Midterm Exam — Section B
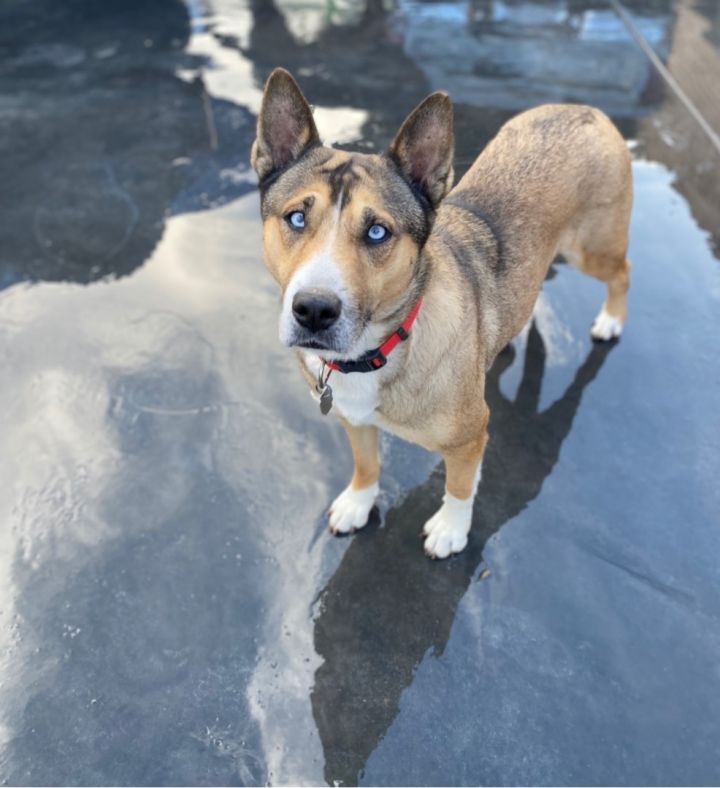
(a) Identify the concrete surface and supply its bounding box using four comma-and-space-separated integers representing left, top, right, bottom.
1, 0, 719, 785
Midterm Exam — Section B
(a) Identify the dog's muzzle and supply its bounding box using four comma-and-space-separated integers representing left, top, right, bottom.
292, 289, 341, 333
284, 288, 346, 351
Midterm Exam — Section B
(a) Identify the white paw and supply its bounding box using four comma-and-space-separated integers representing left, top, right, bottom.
328, 483, 379, 535
591, 307, 623, 341
422, 495, 473, 559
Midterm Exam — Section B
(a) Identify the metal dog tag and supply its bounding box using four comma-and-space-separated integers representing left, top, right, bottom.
319, 383, 333, 415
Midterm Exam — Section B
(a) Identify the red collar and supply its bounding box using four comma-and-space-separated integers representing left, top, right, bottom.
323, 299, 423, 374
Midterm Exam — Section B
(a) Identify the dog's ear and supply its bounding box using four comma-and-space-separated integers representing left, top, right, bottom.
388, 92, 454, 208
252, 68, 320, 182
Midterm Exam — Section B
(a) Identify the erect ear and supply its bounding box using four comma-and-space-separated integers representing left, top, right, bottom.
251, 68, 320, 182
387, 92, 455, 208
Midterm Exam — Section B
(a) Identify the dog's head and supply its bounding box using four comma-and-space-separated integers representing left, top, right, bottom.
252, 68, 454, 358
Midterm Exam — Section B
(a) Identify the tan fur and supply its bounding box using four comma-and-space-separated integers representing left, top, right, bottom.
339, 418, 381, 491
253, 69, 633, 558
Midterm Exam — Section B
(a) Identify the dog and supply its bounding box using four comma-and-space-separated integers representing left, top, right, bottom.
251, 68, 632, 559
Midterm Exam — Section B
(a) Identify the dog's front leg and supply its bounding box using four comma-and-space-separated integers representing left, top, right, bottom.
328, 420, 380, 535
423, 411, 489, 559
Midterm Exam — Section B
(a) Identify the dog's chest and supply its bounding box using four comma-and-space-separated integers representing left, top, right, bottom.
303, 354, 379, 426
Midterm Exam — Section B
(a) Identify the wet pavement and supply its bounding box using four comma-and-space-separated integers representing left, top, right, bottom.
1, 0, 720, 785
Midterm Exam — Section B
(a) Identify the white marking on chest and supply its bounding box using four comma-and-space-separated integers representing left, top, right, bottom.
305, 353, 379, 425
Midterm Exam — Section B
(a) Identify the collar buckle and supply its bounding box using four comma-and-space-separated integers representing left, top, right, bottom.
332, 347, 387, 374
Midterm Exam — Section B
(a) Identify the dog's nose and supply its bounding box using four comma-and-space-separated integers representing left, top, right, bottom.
292, 289, 342, 333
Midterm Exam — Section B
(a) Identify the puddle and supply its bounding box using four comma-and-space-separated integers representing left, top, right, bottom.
1, 0, 719, 785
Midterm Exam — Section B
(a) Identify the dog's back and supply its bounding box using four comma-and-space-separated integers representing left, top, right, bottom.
429, 104, 633, 358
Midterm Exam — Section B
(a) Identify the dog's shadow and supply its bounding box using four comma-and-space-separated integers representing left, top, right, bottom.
311, 321, 617, 786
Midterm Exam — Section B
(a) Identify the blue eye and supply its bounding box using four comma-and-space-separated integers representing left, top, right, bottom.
287, 210, 306, 230
367, 224, 389, 243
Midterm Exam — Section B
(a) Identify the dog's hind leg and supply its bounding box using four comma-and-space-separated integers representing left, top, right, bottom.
423, 407, 490, 559
574, 247, 631, 341
328, 421, 380, 535
561, 196, 632, 341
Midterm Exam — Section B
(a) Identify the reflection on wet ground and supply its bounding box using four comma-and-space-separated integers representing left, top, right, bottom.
312, 325, 617, 784
0, 0, 256, 288
1, 0, 720, 785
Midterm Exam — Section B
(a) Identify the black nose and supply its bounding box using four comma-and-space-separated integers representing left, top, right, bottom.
292, 289, 342, 333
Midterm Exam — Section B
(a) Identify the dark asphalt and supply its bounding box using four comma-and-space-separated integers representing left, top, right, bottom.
1, 1, 719, 785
